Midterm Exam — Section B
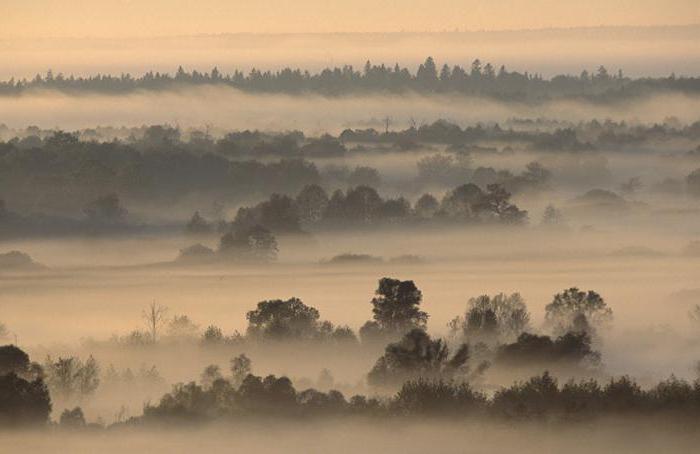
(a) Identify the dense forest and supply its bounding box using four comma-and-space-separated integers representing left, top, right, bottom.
1, 57, 699, 101
2, 117, 700, 240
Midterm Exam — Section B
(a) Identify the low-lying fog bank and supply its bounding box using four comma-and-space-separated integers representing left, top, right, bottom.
1, 227, 699, 424
3, 419, 700, 454
2, 87, 700, 132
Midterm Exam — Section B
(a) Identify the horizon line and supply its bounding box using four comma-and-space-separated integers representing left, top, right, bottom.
2, 23, 699, 41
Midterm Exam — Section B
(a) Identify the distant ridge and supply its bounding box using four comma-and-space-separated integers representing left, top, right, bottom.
4, 23, 699, 42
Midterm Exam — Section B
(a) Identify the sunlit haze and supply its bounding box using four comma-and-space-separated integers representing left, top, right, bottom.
2, 1, 700, 453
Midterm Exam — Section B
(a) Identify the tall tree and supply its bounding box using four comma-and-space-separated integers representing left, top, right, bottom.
368, 278, 428, 335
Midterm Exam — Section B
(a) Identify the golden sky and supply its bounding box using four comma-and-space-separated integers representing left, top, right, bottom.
2, 0, 699, 38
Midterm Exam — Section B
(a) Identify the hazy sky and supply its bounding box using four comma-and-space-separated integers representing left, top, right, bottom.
2, 0, 699, 38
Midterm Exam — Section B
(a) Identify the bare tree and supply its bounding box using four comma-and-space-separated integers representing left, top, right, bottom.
142, 301, 168, 343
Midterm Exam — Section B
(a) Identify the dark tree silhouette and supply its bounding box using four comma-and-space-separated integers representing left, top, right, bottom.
414, 193, 439, 218
200, 365, 223, 389
59, 407, 87, 428
0, 372, 52, 426
177, 243, 216, 262
394, 379, 486, 415
545, 288, 613, 336
201, 325, 224, 345
416, 153, 472, 186
491, 371, 560, 419
0, 344, 30, 376
343, 186, 383, 225
367, 329, 471, 387
233, 194, 301, 233
496, 331, 601, 368
230, 353, 252, 387
449, 293, 530, 343
365, 278, 428, 338
439, 183, 484, 219
0, 345, 51, 427
238, 374, 297, 413
295, 184, 329, 225
347, 166, 381, 188
219, 225, 279, 262
83, 193, 127, 224
43, 355, 100, 400
476, 184, 529, 224
246, 298, 321, 341
0, 58, 688, 102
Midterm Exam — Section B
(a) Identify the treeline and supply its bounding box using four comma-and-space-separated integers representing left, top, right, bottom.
176, 182, 528, 264
138, 371, 700, 423
191, 181, 529, 237
1, 57, 698, 101
0, 177, 529, 243
6, 278, 700, 428
2, 120, 699, 216
0, 343, 164, 428
0, 130, 321, 216
5, 118, 700, 155
8, 343, 700, 428
102, 279, 611, 383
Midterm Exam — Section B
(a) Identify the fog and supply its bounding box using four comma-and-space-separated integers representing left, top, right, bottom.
3, 14, 700, 452
4, 419, 700, 454
3, 227, 699, 394
2, 86, 700, 133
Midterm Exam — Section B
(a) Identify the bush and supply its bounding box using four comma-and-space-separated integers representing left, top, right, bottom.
60, 407, 87, 428
394, 379, 486, 415
496, 332, 600, 369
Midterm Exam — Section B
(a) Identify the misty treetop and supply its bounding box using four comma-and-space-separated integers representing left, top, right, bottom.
246, 297, 321, 341
544, 288, 613, 337
219, 225, 279, 262
1, 118, 699, 231
4, 117, 699, 158
448, 292, 531, 344
43, 178, 529, 255
365, 278, 428, 335
367, 328, 474, 387
13, 277, 700, 430
219, 182, 527, 236
131, 370, 700, 424
98, 279, 611, 389
1, 57, 699, 102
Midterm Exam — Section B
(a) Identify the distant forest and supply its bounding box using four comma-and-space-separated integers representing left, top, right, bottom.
1, 57, 698, 101
2, 118, 700, 233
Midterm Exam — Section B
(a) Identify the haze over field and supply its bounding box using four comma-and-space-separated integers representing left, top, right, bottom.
2, 1, 700, 453
3, 87, 700, 132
